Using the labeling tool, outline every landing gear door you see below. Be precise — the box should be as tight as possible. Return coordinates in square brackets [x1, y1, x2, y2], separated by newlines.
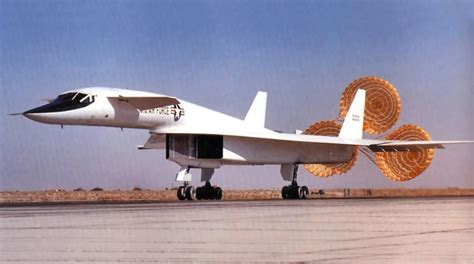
[166, 134, 196, 160]
[167, 134, 223, 160]
[196, 135, 223, 159]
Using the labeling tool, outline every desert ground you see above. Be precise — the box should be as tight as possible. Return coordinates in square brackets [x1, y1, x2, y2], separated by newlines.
[1, 188, 473, 205]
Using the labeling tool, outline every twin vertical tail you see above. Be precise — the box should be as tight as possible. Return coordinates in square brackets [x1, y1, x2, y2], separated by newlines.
[303, 76, 434, 181]
[302, 89, 365, 178]
[245, 91, 267, 128]
[338, 89, 365, 139]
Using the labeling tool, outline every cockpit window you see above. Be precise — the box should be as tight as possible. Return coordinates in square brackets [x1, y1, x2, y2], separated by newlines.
[80, 94, 95, 104]
[25, 92, 95, 114]
[56, 93, 76, 101]
[54, 92, 90, 103]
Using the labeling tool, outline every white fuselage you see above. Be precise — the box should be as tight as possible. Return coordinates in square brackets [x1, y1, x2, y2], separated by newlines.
[24, 87, 354, 169]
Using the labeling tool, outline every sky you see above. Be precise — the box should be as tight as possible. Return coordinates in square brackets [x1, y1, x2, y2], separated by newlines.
[0, 0, 472, 191]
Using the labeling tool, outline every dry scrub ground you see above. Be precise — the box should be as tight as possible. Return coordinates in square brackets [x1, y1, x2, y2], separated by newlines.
[1, 188, 473, 205]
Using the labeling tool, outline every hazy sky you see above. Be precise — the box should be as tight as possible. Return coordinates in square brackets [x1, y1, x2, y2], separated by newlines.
[1, 0, 472, 191]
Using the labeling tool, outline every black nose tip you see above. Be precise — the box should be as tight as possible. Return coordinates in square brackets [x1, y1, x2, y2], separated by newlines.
[22, 106, 45, 117]
[23, 105, 50, 114]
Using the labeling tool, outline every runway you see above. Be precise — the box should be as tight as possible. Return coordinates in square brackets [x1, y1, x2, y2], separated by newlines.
[1, 197, 473, 263]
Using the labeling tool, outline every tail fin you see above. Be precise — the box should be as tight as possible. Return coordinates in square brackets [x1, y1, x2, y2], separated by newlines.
[339, 89, 365, 139]
[245, 91, 267, 128]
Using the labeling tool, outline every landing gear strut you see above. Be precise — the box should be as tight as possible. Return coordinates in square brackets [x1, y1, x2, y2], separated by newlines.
[177, 182, 195, 201]
[281, 165, 309, 199]
[195, 181, 223, 200]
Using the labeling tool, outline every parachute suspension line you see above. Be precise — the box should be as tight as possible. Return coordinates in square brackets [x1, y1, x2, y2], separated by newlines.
[359, 147, 377, 166]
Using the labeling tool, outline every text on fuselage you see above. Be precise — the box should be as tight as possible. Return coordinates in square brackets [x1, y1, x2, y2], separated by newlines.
[140, 105, 185, 120]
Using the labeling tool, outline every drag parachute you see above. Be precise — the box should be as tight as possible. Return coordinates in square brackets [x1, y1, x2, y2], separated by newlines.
[304, 76, 434, 182]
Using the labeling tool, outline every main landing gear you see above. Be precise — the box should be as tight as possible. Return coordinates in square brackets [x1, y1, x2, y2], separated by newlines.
[177, 181, 223, 200]
[177, 182, 195, 201]
[281, 164, 309, 199]
[196, 181, 223, 200]
[175, 167, 223, 201]
[282, 181, 309, 199]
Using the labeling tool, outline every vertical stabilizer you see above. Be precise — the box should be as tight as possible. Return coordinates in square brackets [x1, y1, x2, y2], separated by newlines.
[339, 89, 365, 139]
[245, 91, 267, 128]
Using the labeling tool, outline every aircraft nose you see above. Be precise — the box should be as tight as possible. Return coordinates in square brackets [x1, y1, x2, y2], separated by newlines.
[22, 106, 52, 123]
[22, 102, 54, 118]
[23, 106, 43, 115]
[22, 111, 43, 122]
[23, 107, 38, 118]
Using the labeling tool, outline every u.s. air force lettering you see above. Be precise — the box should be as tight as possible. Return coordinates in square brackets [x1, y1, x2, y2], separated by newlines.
[140, 105, 185, 121]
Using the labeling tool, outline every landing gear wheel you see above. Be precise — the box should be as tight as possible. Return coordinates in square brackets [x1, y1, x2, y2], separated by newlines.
[297, 186, 304, 199]
[282, 186, 289, 199]
[214, 187, 223, 200]
[281, 184, 309, 200]
[302, 186, 309, 199]
[196, 186, 203, 200]
[196, 182, 223, 200]
[281, 165, 310, 200]
[185, 186, 195, 200]
[177, 186, 186, 201]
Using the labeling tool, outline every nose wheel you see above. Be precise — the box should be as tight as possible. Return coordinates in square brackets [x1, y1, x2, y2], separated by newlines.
[195, 181, 223, 200]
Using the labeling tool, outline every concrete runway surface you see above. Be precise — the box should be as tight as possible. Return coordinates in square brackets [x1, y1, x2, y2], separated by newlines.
[1, 198, 473, 263]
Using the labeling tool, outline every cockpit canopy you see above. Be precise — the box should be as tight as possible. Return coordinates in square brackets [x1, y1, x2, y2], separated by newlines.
[55, 92, 95, 104]
[24, 92, 95, 114]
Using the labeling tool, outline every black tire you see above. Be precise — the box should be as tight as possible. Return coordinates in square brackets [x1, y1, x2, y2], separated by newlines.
[201, 185, 209, 200]
[302, 186, 309, 199]
[185, 186, 195, 200]
[177, 186, 186, 201]
[202, 182, 212, 200]
[288, 185, 298, 199]
[282, 186, 289, 199]
[297, 186, 304, 199]
[208, 187, 216, 200]
[214, 187, 223, 200]
[196, 187, 203, 200]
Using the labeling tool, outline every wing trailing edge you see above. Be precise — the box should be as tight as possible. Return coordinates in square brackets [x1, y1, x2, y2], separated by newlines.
[368, 140, 474, 152]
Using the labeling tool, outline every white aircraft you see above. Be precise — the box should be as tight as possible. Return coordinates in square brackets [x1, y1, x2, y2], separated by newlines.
[18, 87, 472, 200]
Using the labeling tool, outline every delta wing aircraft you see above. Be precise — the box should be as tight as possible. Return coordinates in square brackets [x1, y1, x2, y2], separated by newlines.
[17, 77, 472, 200]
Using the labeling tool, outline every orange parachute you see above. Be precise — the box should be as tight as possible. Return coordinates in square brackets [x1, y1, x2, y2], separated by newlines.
[303, 120, 358, 177]
[340, 76, 401, 134]
[303, 76, 435, 182]
[375, 124, 434, 181]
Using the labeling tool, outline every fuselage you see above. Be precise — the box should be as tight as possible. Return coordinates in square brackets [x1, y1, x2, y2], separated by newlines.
[23, 87, 355, 168]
